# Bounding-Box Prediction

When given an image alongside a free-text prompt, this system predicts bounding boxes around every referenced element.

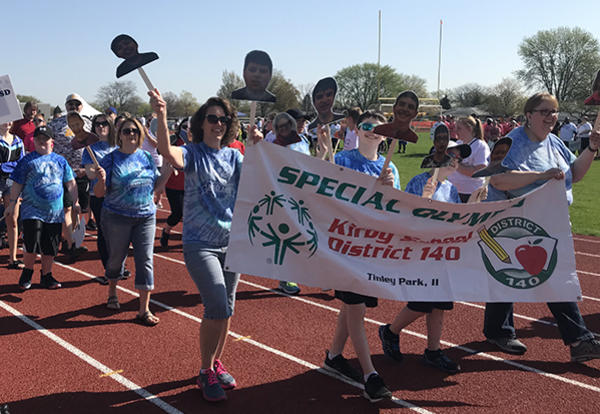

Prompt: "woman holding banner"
[484,92,600,362]
[149,89,262,402]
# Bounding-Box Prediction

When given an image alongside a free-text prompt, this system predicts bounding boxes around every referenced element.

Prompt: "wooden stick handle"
[137,67,154,91]
[379,140,397,178]
[594,110,600,132]
[85,146,99,168]
[249,101,257,128]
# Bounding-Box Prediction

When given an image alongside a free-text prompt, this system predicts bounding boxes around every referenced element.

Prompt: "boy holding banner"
[322,110,399,402]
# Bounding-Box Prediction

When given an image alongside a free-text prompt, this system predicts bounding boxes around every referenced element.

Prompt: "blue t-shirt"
[501,126,576,204]
[335,149,400,189]
[405,171,460,203]
[101,149,158,217]
[10,152,74,223]
[81,141,117,197]
[0,135,24,176]
[181,142,243,247]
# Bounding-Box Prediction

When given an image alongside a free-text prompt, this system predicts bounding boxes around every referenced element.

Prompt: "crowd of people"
[1,85,600,403]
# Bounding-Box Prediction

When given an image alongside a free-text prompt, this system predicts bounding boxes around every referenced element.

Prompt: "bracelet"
[587,145,598,153]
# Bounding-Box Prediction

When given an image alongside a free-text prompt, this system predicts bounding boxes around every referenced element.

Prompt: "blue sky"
[5,0,600,108]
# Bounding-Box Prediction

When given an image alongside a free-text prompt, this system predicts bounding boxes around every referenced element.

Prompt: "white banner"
[0,75,24,124]
[225,142,581,302]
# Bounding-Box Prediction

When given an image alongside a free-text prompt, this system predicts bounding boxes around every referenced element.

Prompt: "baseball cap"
[286,108,310,120]
[34,126,54,140]
[65,93,83,104]
[447,140,471,159]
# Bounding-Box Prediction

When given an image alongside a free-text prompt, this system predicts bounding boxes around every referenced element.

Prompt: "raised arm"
[148,89,184,169]
[490,168,564,191]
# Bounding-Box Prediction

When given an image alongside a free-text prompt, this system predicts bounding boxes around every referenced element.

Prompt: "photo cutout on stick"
[307,77,345,131]
[111,34,159,78]
[231,50,276,103]
[67,111,98,150]
[584,70,600,106]
[472,137,512,178]
[373,90,419,143]
[421,122,452,168]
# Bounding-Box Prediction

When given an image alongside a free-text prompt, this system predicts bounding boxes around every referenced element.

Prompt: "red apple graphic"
[515,239,547,276]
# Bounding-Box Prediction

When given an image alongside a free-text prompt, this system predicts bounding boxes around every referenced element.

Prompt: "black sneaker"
[487,337,527,355]
[86,219,97,231]
[423,349,461,374]
[160,229,170,248]
[19,268,34,290]
[570,339,600,362]
[323,351,363,383]
[40,272,61,289]
[96,276,109,285]
[363,373,392,402]
[378,324,403,362]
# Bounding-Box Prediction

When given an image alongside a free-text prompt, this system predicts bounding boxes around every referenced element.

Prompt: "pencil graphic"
[478,226,511,264]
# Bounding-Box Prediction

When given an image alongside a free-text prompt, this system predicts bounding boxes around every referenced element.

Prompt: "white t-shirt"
[343,128,359,150]
[559,123,577,141]
[264,130,276,143]
[448,138,490,194]
[577,122,592,139]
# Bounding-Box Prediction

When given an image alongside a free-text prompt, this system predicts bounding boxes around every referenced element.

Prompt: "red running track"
[1,207,599,413]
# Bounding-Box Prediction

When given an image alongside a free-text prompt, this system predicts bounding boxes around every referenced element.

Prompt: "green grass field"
[387,132,600,236]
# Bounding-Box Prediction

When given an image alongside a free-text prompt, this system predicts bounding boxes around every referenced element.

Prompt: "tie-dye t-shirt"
[405,171,460,203]
[181,142,243,247]
[334,149,400,189]
[101,149,158,217]
[503,126,576,204]
[81,141,117,196]
[10,152,74,223]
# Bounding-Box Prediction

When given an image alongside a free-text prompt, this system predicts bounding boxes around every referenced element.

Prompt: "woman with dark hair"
[82,114,117,284]
[94,117,169,324]
[484,92,600,362]
[149,90,262,402]
[448,115,490,202]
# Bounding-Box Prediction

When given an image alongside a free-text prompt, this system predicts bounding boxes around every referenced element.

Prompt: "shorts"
[183,245,240,319]
[23,219,62,256]
[0,177,13,197]
[334,290,378,308]
[407,301,454,313]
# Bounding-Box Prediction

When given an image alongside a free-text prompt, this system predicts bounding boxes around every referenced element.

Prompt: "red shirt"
[229,139,246,155]
[166,136,185,191]
[10,119,36,152]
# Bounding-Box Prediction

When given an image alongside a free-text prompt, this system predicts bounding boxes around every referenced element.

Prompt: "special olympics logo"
[248,191,318,265]
[478,217,558,289]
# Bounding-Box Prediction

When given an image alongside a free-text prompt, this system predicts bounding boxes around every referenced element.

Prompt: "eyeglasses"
[206,114,231,125]
[532,109,558,117]
[121,127,140,136]
[95,121,109,128]
[358,122,376,131]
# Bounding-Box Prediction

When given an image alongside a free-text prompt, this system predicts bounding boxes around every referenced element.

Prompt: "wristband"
[587,145,598,153]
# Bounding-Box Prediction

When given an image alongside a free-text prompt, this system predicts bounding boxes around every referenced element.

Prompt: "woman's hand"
[316,125,332,159]
[95,165,106,182]
[542,167,565,180]
[422,175,437,199]
[588,129,600,151]
[247,125,263,146]
[377,167,395,187]
[148,89,167,117]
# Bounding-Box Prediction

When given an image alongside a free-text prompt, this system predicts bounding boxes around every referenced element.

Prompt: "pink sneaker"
[213,359,237,390]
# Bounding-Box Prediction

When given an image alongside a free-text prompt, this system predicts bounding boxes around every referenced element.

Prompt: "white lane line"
[0,300,183,414]
[573,236,600,244]
[147,253,600,394]
[578,270,600,278]
[576,252,600,258]
[53,262,432,413]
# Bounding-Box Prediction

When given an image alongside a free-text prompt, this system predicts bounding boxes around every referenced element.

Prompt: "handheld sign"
[377,91,420,177]
[421,123,452,168]
[231,50,277,127]
[472,137,512,178]
[111,34,158,91]
[67,111,100,167]
[307,77,345,132]
[0,75,23,124]
[584,70,600,106]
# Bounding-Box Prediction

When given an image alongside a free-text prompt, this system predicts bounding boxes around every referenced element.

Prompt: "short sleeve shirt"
[100,149,158,217]
[181,142,243,247]
[48,115,91,169]
[405,171,460,203]
[448,138,490,194]
[502,126,576,204]
[81,141,116,196]
[10,152,74,223]
[335,149,400,190]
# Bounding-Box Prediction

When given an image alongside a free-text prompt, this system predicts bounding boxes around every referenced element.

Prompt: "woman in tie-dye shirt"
[94,117,169,326]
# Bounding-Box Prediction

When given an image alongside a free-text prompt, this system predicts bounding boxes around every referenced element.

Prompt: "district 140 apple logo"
[477,217,557,289]
[247,191,318,265]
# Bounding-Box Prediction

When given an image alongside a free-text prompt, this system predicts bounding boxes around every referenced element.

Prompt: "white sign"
[225,142,581,303]
[0,75,24,124]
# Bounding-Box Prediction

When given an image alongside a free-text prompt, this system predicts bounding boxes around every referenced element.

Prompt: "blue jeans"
[101,209,155,291]
[183,245,239,320]
[484,302,594,345]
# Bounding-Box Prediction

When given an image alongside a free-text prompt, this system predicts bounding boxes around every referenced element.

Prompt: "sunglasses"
[358,122,376,131]
[532,109,558,117]
[33,118,44,123]
[447,150,462,161]
[95,121,109,128]
[121,127,140,136]
[66,101,82,107]
[206,114,231,125]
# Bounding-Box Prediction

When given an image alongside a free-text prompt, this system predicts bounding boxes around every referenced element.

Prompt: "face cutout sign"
[67,111,98,150]
[307,77,345,131]
[421,123,452,168]
[472,137,513,178]
[373,91,419,143]
[584,70,600,106]
[231,50,276,103]
[111,34,159,78]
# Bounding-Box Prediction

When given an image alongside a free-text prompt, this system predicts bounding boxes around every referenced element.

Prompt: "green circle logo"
[248,191,318,265]
[478,217,558,289]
